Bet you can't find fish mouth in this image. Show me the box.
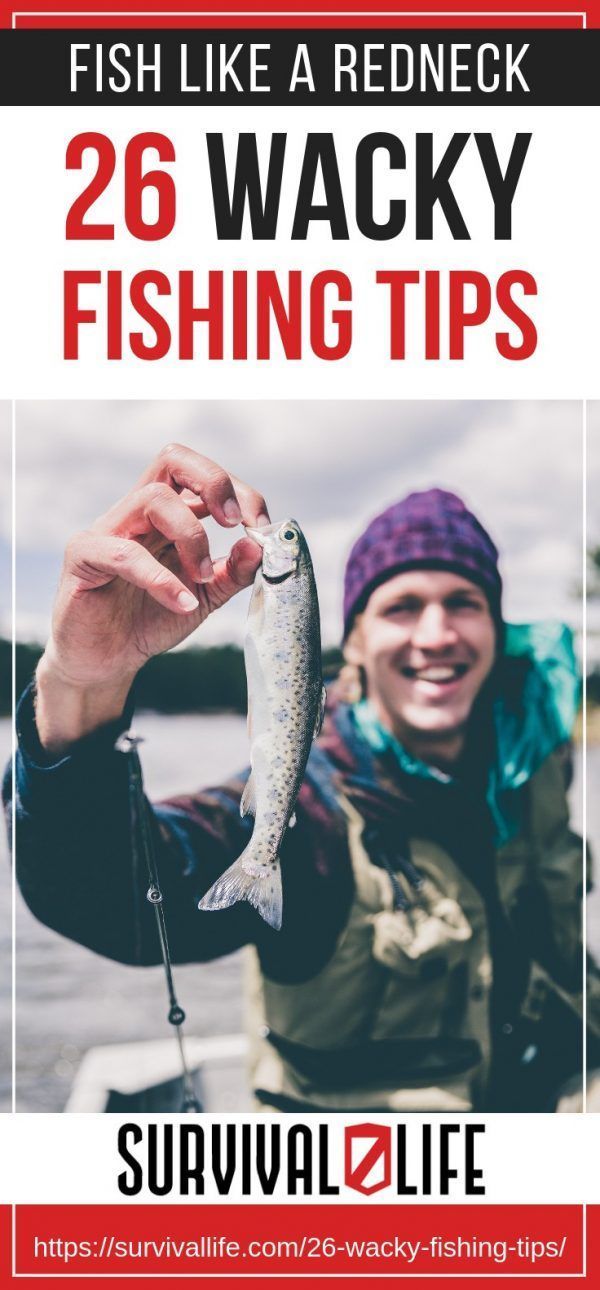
[245,523,278,546]
[263,569,295,585]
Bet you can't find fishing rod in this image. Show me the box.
[119,733,201,1113]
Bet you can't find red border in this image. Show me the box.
[1,1205,599,1290]
[0,0,595,28]
[1,0,595,1283]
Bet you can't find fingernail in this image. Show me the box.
[178,590,199,612]
[256,513,270,527]
[199,557,213,582]
[223,498,242,524]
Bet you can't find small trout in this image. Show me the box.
[198,519,325,931]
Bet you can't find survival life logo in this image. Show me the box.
[117,1120,486,1199]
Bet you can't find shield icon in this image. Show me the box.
[344,1122,391,1196]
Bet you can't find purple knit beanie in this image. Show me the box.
[343,489,502,638]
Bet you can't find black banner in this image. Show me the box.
[0,28,597,106]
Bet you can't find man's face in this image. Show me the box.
[345,570,496,753]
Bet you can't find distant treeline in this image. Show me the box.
[0,639,344,717]
[1,639,600,718]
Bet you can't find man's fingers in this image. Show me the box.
[94,483,213,582]
[65,533,200,615]
[206,537,262,609]
[146,495,213,584]
[139,444,270,529]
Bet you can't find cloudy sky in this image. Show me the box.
[4,399,597,648]
[0,402,9,635]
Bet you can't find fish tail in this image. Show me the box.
[198,849,283,931]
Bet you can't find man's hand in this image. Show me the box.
[35,444,269,753]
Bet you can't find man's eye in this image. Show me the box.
[448,598,483,612]
[383,602,420,616]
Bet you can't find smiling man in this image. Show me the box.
[7,460,593,1112]
[341,491,501,764]
[345,568,496,764]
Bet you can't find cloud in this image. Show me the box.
[13,399,591,645]
[0,403,11,620]
[589,403,600,534]
[0,401,11,527]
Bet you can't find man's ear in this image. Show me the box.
[343,618,365,667]
[339,619,366,704]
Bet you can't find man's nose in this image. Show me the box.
[411,605,458,650]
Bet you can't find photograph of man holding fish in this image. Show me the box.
[5,400,599,1114]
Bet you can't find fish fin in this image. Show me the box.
[313,684,327,740]
[240,773,257,819]
[198,852,283,931]
[288,811,297,829]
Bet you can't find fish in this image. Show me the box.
[198,519,325,931]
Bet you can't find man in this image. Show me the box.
[8,444,592,1111]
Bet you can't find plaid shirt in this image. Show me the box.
[8,678,506,984]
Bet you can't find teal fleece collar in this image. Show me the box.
[352,621,580,846]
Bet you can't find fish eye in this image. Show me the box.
[280,526,297,543]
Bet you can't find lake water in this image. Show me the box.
[1,714,599,1112]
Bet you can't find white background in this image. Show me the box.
[0,1113,595,1204]
[0,104,599,397]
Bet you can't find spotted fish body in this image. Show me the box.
[198,520,324,930]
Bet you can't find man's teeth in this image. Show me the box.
[414,666,463,682]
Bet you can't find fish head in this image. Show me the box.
[245,519,306,581]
